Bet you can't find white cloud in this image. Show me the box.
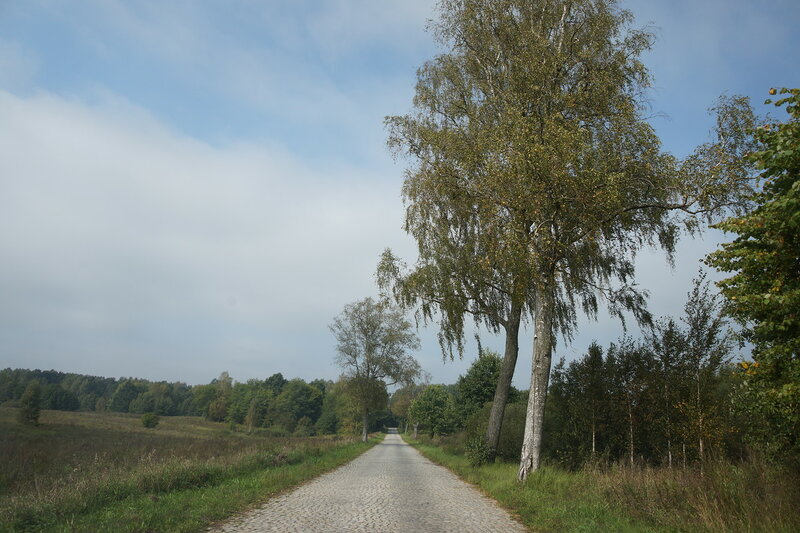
[0,89,414,382]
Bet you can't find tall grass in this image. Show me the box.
[406,433,800,533]
[595,458,800,532]
[0,407,377,531]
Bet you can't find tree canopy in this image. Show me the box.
[379,0,757,479]
[706,87,800,462]
[330,297,421,440]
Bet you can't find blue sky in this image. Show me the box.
[1,0,798,388]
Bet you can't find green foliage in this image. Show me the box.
[109,379,145,413]
[191,384,217,417]
[708,88,800,361]
[293,416,313,437]
[42,383,80,411]
[408,385,458,437]
[205,372,233,422]
[381,0,758,477]
[544,274,734,468]
[0,368,336,437]
[409,436,800,533]
[465,435,493,467]
[17,381,41,426]
[271,379,323,432]
[466,400,526,460]
[707,87,800,463]
[455,350,518,421]
[330,297,421,439]
[141,412,159,428]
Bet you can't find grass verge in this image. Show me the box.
[404,434,800,533]
[1,408,379,532]
[51,436,379,533]
[405,435,651,533]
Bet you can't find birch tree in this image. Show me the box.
[382,0,757,480]
[330,298,421,441]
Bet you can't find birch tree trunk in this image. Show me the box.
[628,398,635,469]
[518,284,555,481]
[362,410,369,442]
[668,438,673,469]
[485,302,522,456]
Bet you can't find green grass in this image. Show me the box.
[406,436,651,533]
[0,407,379,532]
[404,434,800,533]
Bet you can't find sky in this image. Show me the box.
[1,0,798,389]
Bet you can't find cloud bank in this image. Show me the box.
[0,90,412,383]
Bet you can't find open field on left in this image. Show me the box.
[0,407,377,532]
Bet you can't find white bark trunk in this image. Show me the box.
[518,284,555,481]
[668,439,673,469]
[628,398,635,469]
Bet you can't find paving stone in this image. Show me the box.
[213,430,528,532]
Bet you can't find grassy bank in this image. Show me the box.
[0,407,378,532]
[405,434,800,533]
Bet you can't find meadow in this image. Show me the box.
[406,434,800,533]
[0,407,377,532]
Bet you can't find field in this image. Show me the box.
[406,434,800,533]
[0,407,377,532]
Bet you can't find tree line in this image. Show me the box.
[3,367,398,436]
[389,269,796,470]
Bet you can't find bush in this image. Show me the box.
[17,381,41,426]
[465,400,526,460]
[465,436,494,467]
[141,413,159,428]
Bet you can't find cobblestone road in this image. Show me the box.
[214,430,528,532]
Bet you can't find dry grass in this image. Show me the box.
[0,407,364,531]
[408,432,800,533]
[595,458,800,532]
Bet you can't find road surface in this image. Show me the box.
[214,430,528,532]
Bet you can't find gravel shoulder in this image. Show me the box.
[214,430,528,532]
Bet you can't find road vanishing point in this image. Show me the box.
[214,430,528,532]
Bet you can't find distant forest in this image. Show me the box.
[0,368,390,436]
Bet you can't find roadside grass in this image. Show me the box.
[0,407,378,532]
[405,436,651,533]
[404,434,800,533]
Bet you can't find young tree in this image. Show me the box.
[706,88,800,461]
[455,350,518,423]
[607,339,653,468]
[244,390,272,433]
[381,0,757,479]
[18,380,42,426]
[206,371,233,422]
[580,342,606,460]
[646,318,688,468]
[681,273,733,464]
[545,345,609,467]
[330,297,421,441]
[408,385,458,437]
[390,382,428,434]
